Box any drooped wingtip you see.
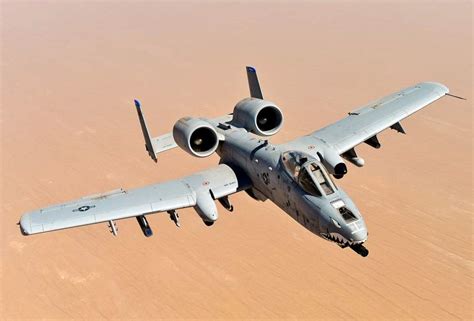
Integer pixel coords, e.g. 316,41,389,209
19,213,32,236
134,99,141,108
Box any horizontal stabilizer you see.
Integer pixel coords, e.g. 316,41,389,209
151,132,178,153
134,99,177,162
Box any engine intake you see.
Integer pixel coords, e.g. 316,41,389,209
232,98,284,136
173,117,219,157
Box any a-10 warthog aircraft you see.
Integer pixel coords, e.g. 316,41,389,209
19,66,461,257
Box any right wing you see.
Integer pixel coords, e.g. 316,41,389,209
292,82,450,155
20,164,247,235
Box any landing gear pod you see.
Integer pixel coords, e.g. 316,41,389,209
342,148,365,167
194,192,218,226
136,215,153,237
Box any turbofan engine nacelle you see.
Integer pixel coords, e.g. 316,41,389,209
173,117,219,157
232,98,284,136
319,149,348,179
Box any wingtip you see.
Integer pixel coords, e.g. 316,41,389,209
422,82,450,95
19,213,32,236
246,66,256,73
134,99,141,108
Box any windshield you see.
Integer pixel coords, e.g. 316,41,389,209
281,151,337,197
308,163,335,195
299,167,321,196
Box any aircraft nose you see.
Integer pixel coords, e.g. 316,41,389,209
351,228,368,243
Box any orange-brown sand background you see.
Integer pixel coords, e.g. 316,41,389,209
1,2,472,320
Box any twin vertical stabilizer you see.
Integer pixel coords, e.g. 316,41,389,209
134,66,262,162
246,66,263,99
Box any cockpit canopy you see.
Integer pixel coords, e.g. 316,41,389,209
281,151,337,197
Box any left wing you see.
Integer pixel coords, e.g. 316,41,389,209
297,82,449,155
20,164,247,235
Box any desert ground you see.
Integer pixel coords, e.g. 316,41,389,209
1,1,472,320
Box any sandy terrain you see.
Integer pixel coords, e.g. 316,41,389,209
1,2,472,320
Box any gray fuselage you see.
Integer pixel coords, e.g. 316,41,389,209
214,123,368,248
